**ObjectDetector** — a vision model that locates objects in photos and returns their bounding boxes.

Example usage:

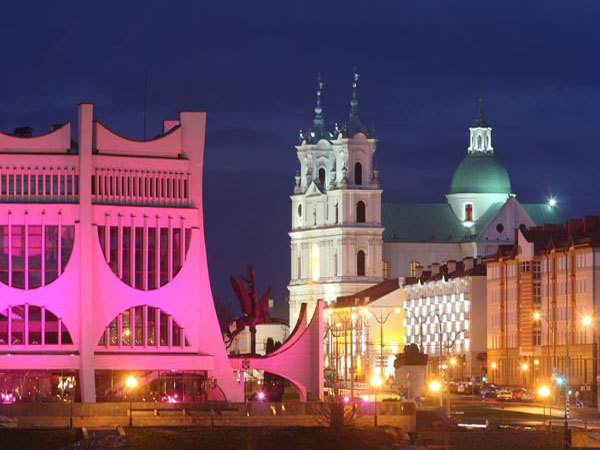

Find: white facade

[288,132,384,326]
[227,323,289,356]
[401,261,487,378]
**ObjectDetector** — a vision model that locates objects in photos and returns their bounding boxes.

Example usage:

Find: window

[477,135,482,149]
[298,204,302,218]
[465,204,473,222]
[335,203,339,224]
[318,168,326,186]
[496,223,504,233]
[354,162,362,185]
[311,244,320,282]
[410,261,420,277]
[356,201,366,223]
[383,260,389,279]
[357,250,366,276]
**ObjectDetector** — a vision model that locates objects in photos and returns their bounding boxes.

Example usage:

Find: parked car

[496,389,513,401]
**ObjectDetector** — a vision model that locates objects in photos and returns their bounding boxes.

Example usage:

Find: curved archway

[318,168,326,186]
[356,201,366,223]
[97,305,190,349]
[0,304,73,346]
[97,225,191,290]
[0,224,75,290]
[357,250,366,276]
[354,162,362,185]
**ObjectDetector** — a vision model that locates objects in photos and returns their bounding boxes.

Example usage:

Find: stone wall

[0,401,416,431]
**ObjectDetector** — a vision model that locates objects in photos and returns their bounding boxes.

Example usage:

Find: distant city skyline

[1,1,599,314]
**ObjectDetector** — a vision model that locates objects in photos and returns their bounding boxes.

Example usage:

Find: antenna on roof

[143,69,149,140]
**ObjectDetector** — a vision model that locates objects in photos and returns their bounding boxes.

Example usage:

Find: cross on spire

[472,98,489,128]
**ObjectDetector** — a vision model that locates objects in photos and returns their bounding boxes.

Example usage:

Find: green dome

[449,153,511,195]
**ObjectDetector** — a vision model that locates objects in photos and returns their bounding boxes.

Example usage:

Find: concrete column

[77,103,96,402]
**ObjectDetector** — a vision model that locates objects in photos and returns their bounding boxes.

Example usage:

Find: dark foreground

[0,427,400,450]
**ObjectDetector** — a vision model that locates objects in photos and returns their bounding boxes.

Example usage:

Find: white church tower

[288,72,384,326]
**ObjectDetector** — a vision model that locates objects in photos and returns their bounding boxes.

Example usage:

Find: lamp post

[368,308,401,382]
[581,314,599,413]
[125,375,138,428]
[521,362,529,387]
[538,384,551,427]
[370,374,383,427]
[429,379,442,408]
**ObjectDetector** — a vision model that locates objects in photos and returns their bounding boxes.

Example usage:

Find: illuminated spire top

[472,98,489,128]
[347,68,369,137]
[312,73,324,134]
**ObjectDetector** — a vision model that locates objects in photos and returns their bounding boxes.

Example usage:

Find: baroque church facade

[288,75,564,326]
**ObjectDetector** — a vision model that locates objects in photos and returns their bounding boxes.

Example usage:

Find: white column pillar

[155,215,160,289]
[41,211,46,287]
[41,306,46,346]
[168,216,173,281]
[130,215,136,288]
[143,215,148,291]
[118,214,123,280]
[24,303,29,346]
[130,307,136,348]
[8,211,12,287]
[24,212,29,290]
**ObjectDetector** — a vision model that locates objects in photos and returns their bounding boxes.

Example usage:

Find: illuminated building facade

[288,72,383,326]
[487,218,600,395]
[324,279,404,391]
[0,104,242,403]
[401,258,487,380]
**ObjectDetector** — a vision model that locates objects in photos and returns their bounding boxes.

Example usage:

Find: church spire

[346,68,368,137]
[472,98,489,128]
[312,73,325,136]
[468,98,493,154]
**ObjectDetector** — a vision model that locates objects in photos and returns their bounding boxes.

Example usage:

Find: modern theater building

[0,104,242,403]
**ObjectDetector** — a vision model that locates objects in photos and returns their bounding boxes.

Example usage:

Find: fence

[0,401,416,431]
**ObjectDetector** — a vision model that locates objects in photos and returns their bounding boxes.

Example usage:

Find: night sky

[1,1,599,320]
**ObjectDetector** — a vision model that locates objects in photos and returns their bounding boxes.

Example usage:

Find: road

[449,397,600,429]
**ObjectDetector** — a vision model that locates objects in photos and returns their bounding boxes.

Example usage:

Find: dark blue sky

[1,1,599,319]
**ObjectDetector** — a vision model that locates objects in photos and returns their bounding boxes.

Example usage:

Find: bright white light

[548,197,557,207]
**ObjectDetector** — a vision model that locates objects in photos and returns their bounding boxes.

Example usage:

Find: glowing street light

[521,363,529,371]
[370,374,383,427]
[449,357,457,367]
[429,380,441,392]
[583,315,593,327]
[490,361,497,370]
[538,385,551,426]
[548,197,557,208]
[125,375,138,428]
[533,311,541,321]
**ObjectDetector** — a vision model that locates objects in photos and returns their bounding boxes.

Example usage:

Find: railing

[92,167,191,207]
[0,166,79,203]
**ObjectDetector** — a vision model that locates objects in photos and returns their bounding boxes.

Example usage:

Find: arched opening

[477,135,482,149]
[0,224,75,289]
[0,304,73,346]
[357,250,366,276]
[354,162,362,185]
[356,201,366,223]
[335,203,339,224]
[311,244,320,282]
[297,204,302,218]
[98,306,190,348]
[465,204,473,222]
[318,168,326,186]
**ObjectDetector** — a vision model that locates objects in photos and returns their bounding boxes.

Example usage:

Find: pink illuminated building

[0,104,242,403]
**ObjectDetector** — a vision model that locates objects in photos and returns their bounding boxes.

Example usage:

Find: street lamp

[370,374,383,427]
[538,385,551,427]
[581,314,598,413]
[429,379,442,408]
[125,375,138,428]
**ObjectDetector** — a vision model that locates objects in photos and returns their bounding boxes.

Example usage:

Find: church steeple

[346,68,369,138]
[311,73,325,139]
[468,99,493,154]
[472,98,489,128]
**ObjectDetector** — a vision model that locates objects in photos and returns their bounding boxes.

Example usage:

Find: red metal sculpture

[225,265,273,354]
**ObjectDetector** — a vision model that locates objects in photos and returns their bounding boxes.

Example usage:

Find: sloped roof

[522,204,566,226]
[382,203,467,243]
[335,278,400,308]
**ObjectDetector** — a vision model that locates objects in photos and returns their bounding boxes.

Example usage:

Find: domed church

[382,100,564,279]
[288,75,564,326]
